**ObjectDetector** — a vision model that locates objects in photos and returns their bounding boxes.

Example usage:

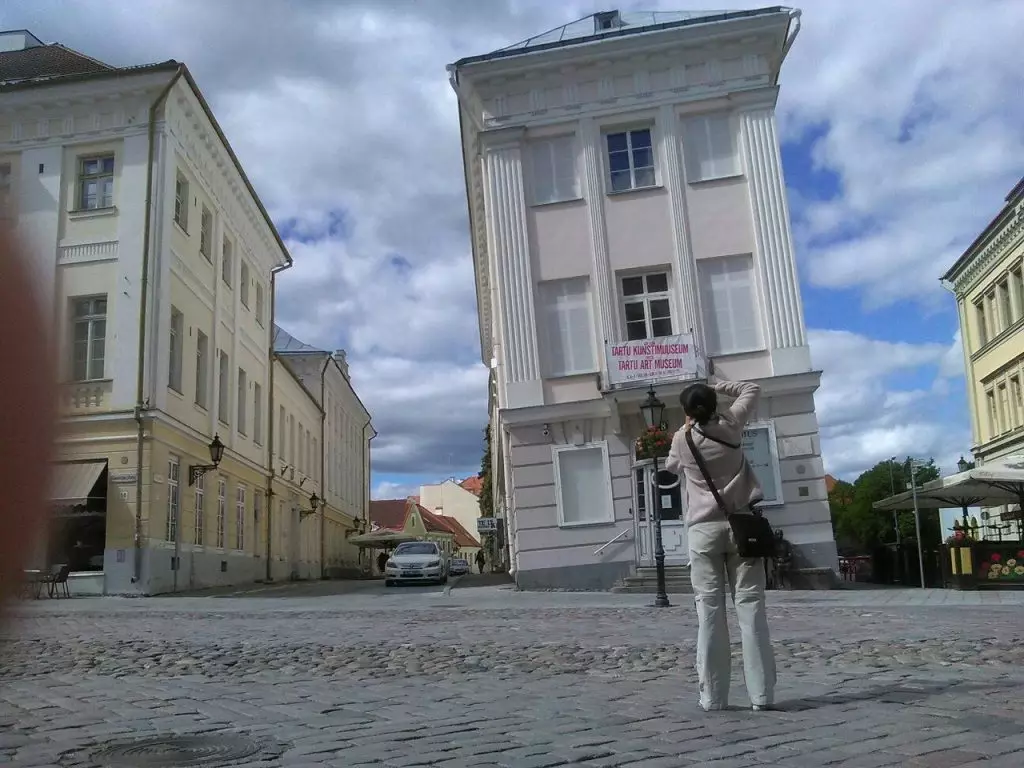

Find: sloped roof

[0,41,111,83]
[368,499,410,531]
[273,324,323,354]
[418,505,455,535]
[459,475,483,497]
[439,516,482,549]
[454,7,787,67]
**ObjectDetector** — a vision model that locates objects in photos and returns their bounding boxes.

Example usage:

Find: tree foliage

[829,457,943,554]
[479,425,494,518]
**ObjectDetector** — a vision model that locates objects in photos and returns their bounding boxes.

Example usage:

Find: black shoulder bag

[685,428,775,559]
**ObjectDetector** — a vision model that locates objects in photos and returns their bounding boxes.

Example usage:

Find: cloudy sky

[7,0,1022,499]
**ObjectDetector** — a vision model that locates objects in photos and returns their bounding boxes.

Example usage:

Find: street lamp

[907,458,927,589]
[188,434,225,486]
[957,456,971,473]
[887,456,900,549]
[639,386,670,608]
[299,492,321,520]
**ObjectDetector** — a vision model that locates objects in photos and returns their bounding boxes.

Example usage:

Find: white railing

[593,527,631,555]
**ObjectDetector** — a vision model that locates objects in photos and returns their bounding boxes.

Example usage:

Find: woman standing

[665,377,776,712]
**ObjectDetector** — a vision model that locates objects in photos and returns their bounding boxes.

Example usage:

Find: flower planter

[635,425,671,462]
[947,545,976,590]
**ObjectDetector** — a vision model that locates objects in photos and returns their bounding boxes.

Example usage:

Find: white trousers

[688,519,776,709]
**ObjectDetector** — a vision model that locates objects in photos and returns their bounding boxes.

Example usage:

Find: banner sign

[477,517,498,533]
[605,333,701,387]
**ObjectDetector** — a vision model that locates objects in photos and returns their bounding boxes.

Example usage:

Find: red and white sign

[605,334,701,386]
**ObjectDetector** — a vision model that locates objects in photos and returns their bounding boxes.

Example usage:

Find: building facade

[0,31,294,594]
[418,479,484,564]
[272,326,375,578]
[942,177,1024,536]
[449,8,838,590]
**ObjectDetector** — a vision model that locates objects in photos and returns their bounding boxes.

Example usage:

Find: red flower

[1018,550,1024,558]
[992,553,1002,562]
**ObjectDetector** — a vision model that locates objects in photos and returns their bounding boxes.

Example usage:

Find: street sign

[477,517,498,533]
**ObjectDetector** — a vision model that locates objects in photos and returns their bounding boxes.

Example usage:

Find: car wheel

[384,580,393,587]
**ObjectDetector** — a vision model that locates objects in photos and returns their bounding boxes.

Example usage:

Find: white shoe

[699,702,725,711]
[751,704,773,711]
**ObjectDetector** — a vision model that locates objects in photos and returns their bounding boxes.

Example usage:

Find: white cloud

[372,481,420,501]
[17,0,1016,484]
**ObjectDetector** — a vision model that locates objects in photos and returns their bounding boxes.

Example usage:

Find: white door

[633,463,688,566]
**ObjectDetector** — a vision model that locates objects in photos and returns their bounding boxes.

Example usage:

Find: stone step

[613,565,693,594]
[611,583,694,594]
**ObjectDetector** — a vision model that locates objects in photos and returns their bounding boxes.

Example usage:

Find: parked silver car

[449,557,470,576]
[384,541,448,586]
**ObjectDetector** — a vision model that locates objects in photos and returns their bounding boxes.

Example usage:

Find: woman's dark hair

[680,383,717,425]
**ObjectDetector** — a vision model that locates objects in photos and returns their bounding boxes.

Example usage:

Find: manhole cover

[65,733,285,767]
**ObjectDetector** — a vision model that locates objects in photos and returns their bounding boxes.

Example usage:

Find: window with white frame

[71,296,107,381]
[278,406,285,457]
[987,389,998,438]
[218,351,230,424]
[193,473,205,546]
[237,368,247,435]
[529,135,579,205]
[240,261,250,308]
[255,283,265,327]
[1012,267,1024,322]
[253,382,263,445]
[683,113,740,183]
[174,173,189,230]
[553,443,614,526]
[976,301,988,347]
[78,155,114,210]
[221,236,233,288]
[167,455,180,542]
[313,437,319,482]
[299,422,306,474]
[621,272,673,341]
[0,162,12,215]
[999,383,1011,434]
[1012,376,1023,428]
[195,330,209,408]
[235,485,246,551]
[216,478,226,548]
[697,254,762,355]
[606,128,655,192]
[998,278,1013,330]
[200,206,213,260]
[538,278,596,377]
[168,307,184,393]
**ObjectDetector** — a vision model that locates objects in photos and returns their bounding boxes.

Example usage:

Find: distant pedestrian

[665,377,777,712]
[476,550,486,574]
[377,551,387,575]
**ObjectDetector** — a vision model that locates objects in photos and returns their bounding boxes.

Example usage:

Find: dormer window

[594,10,621,33]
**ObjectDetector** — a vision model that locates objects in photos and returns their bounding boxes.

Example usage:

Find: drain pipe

[133,65,185,588]
[318,354,330,579]
[265,267,288,581]
[361,414,377,567]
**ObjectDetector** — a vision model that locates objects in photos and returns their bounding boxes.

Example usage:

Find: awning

[348,530,419,549]
[873,454,1024,512]
[51,461,107,505]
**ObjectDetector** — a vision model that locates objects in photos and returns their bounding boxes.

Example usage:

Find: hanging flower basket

[635,424,672,460]
[946,529,976,547]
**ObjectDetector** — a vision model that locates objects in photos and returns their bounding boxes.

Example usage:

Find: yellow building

[943,177,1024,463]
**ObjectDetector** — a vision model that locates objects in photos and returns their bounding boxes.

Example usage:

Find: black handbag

[685,428,775,559]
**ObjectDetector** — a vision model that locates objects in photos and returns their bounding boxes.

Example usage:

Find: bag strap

[695,427,740,451]
[685,429,732,517]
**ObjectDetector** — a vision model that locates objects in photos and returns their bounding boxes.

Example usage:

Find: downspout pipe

[265,266,288,581]
[133,65,185,587]
[319,355,330,579]
[361,415,377,565]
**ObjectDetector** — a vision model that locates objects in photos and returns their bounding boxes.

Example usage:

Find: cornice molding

[953,206,1024,297]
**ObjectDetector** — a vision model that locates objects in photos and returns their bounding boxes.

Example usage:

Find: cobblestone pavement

[3,588,1024,767]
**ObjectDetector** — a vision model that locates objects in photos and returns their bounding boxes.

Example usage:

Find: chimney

[594,11,622,34]
[333,349,349,377]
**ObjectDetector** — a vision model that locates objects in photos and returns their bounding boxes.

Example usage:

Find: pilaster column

[481,134,543,408]
[658,104,700,341]
[579,118,615,352]
[740,108,810,374]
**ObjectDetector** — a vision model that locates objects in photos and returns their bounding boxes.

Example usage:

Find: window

[253,491,262,554]
[299,423,306,474]
[976,301,988,347]
[240,262,250,308]
[77,155,114,210]
[698,254,762,355]
[621,272,672,341]
[683,114,740,182]
[312,437,319,482]
[216,478,226,549]
[174,173,188,230]
[999,384,1011,434]
[235,485,246,551]
[1012,268,1024,321]
[255,283,265,327]
[168,307,184,393]
[195,330,209,408]
[237,368,247,435]
[1013,376,1023,422]
[221,237,233,288]
[71,297,107,381]
[289,415,295,464]
[987,390,999,438]
[606,129,655,192]
[218,351,230,424]
[278,406,285,457]
[0,162,12,215]
[253,382,263,445]
[538,278,596,377]
[193,473,205,546]
[529,136,579,205]
[998,279,1013,330]
[167,455,180,542]
[200,206,213,260]
[552,443,614,526]
[986,292,998,335]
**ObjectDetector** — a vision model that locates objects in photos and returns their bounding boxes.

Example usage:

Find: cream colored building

[1,31,292,594]
[272,326,375,578]
[450,8,839,590]
[942,177,1024,536]
[417,479,484,564]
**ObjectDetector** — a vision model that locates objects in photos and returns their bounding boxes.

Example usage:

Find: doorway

[633,461,687,566]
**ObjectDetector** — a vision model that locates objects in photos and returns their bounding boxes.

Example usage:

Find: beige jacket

[664,379,763,525]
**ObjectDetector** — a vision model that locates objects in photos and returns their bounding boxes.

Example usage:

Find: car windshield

[394,543,437,555]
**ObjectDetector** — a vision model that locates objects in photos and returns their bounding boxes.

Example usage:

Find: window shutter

[540,278,595,376]
[698,255,760,355]
[530,141,556,204]
[552,136,578,201]
[707,115,737,178]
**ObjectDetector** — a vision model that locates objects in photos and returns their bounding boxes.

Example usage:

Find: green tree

[479,425,493,518]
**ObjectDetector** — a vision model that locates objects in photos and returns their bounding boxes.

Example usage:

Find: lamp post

[887,456,900,547]
[188,434,225,486]
[299,492,321,520]
[639,386,670,608]
[907,458,926,589]
[957,456,972,528]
